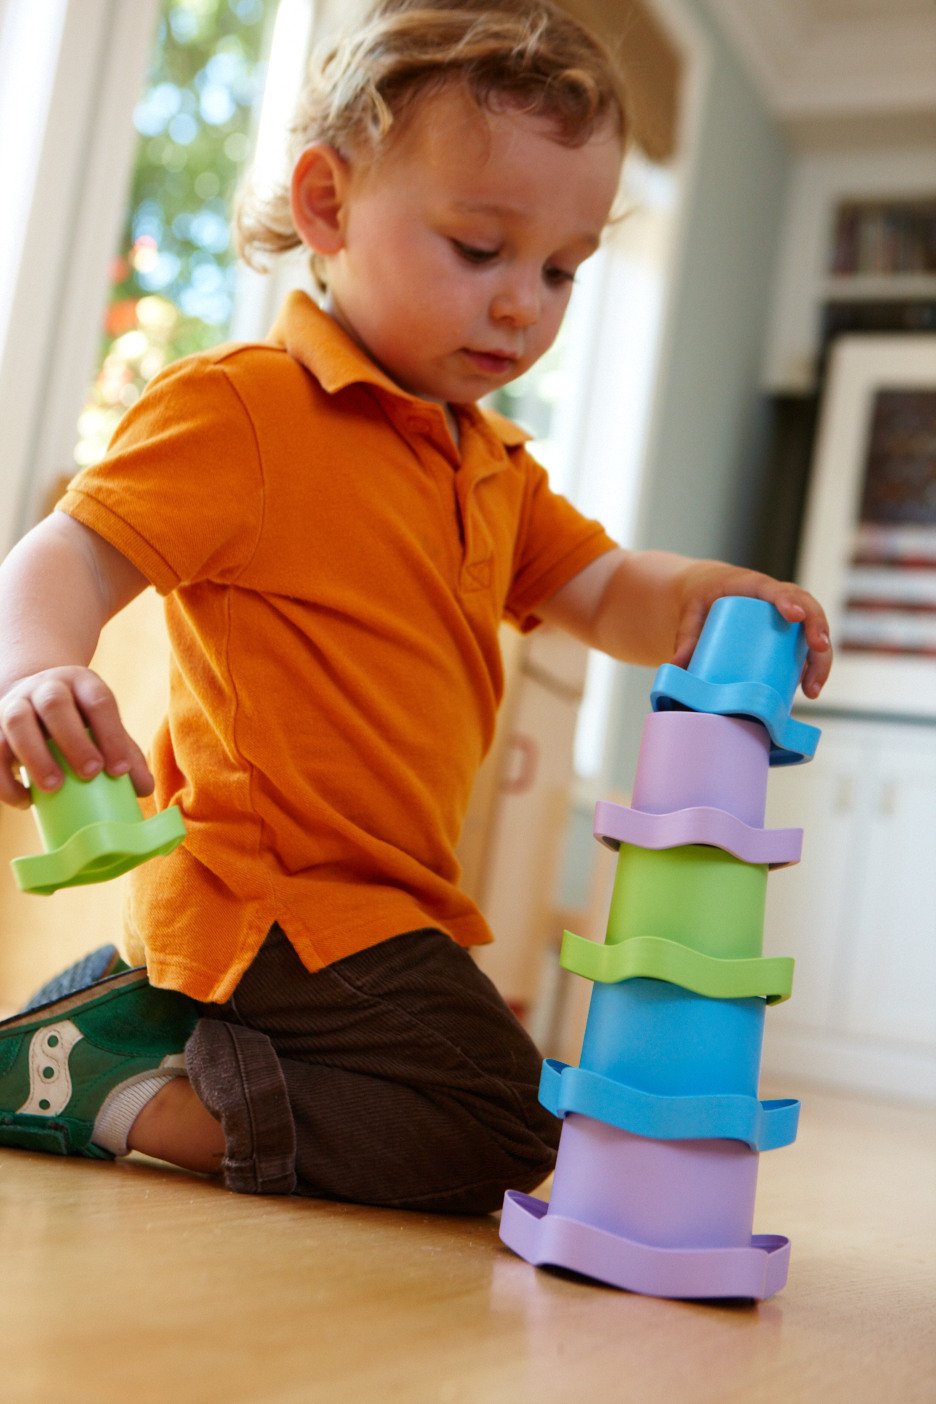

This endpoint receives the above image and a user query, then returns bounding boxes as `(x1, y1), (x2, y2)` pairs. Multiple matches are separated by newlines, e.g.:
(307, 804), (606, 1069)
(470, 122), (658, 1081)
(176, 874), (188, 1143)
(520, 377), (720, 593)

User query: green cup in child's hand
(10, 742), (185, 895)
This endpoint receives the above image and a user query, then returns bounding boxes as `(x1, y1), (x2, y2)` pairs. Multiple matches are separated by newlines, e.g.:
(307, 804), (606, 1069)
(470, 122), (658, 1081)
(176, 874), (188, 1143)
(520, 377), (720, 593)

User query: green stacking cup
(560, 844), (787, 1000)
(606, 845), (767, 960)
(10, 742), (185, 896)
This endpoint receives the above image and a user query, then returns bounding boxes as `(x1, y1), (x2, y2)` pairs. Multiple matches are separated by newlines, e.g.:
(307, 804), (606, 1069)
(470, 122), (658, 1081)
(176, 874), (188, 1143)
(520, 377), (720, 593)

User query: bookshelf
(763, 149), (936, 394)
(828, 195), (936, 280)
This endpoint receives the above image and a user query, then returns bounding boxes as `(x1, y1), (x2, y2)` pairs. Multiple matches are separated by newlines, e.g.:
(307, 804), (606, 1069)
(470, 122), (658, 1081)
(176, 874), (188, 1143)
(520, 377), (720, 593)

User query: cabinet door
(838, 734), (936, 1049)
(472, 628), (589, 1013)
(764, 723), (869, 1031)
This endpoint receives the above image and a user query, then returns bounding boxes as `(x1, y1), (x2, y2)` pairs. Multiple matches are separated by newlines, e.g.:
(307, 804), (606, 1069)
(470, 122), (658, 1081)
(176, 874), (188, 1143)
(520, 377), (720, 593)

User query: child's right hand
(0, 666), (154, 810)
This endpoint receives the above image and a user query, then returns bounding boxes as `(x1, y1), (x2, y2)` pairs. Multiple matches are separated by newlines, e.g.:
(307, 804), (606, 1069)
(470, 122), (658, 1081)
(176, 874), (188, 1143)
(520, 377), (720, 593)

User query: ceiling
(704, 0), (936, 144)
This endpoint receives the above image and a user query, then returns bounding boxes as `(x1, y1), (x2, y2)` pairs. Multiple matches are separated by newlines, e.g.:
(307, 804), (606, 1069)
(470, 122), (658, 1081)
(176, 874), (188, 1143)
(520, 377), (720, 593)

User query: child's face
(306, 85), (622, 406)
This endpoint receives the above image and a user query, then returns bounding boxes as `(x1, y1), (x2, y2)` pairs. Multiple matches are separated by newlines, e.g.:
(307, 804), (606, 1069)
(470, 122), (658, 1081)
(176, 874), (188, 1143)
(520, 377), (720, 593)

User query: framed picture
(797, 334), (936, 716)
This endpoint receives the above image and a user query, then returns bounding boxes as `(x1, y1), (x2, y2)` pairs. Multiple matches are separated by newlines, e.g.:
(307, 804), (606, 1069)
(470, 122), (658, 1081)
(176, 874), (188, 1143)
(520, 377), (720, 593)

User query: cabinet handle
(502, 735), (539, 795)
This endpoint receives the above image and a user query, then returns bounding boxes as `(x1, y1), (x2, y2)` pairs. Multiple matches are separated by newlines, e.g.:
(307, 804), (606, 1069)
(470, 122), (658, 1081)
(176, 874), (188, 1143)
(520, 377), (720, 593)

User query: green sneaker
(0, 969), (199, 1160)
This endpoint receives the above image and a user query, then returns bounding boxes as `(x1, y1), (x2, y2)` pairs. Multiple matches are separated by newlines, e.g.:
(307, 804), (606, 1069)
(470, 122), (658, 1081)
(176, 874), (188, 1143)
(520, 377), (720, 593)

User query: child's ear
(290, 144), (350, 255)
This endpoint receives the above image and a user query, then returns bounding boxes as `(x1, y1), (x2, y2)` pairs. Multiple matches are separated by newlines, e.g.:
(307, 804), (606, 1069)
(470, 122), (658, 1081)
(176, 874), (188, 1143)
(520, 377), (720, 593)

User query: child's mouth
(462, 349), (517, 376)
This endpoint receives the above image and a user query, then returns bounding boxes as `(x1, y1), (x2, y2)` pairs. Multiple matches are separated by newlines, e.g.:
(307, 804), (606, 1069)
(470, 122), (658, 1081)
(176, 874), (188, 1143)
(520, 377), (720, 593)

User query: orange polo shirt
(59, 292), (616, 1001)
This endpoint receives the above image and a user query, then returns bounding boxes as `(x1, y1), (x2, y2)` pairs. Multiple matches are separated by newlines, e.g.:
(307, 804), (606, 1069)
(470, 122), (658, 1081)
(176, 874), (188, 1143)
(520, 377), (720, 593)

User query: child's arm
(0, 513), (153, 809)
(538, 547), (833, 699)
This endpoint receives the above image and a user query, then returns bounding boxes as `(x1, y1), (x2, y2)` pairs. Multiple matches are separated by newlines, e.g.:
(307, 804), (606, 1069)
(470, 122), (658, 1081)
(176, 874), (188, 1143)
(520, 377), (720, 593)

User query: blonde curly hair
(235, 0), (628, 287)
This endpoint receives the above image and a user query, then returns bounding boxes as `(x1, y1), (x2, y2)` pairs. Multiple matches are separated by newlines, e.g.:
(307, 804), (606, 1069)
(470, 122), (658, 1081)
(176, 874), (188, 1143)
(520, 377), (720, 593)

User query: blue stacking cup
(580, 979), (764, 1097)
(650, 596), (821, 764)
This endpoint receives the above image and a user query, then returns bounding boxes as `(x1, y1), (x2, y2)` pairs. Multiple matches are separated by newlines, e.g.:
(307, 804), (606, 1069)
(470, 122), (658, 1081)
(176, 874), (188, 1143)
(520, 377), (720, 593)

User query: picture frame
(797, 333), (936, 717)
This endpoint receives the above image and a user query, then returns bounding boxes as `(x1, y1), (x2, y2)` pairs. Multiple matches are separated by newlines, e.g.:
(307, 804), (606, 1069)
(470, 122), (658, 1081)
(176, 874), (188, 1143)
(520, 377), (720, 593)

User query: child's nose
(490, 272), (541, 329)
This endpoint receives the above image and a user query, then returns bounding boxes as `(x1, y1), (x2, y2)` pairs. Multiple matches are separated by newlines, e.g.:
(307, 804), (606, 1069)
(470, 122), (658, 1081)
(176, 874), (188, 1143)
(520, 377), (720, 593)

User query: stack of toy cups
(499, 598), (821, 1300)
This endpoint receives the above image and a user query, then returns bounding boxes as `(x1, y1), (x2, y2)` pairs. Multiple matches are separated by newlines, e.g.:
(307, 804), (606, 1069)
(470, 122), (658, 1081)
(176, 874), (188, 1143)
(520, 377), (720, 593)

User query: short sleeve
(57, 355), (264, 594)
(504, 447), (617, 631)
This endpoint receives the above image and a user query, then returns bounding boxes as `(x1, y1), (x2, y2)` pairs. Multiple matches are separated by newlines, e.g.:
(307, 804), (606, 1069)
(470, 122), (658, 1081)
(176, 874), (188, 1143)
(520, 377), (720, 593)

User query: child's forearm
(540, 547), (833, 698)
(0, 515), (119, 691)
(584, 549), (703, 663)
(540, 548), (707, 664)
(0, 513), (152, 805)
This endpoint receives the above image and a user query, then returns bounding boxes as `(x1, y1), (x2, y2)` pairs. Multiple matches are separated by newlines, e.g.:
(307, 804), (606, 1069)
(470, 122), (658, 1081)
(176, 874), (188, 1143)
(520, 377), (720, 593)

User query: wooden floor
(1, 1084), (933, 1404)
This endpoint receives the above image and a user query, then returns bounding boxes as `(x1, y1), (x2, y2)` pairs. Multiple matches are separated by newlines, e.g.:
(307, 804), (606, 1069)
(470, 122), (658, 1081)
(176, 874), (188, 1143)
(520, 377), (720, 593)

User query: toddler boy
(0, 0), (831, 1208)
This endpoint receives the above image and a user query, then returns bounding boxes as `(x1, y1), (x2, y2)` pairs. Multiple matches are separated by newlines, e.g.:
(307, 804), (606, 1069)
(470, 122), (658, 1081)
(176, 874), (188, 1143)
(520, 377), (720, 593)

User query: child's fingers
(0, 669), (153, 798)
(771, 597), (807, 628)
(15, 677), (105, 787)
(767, 581), (824, 627)
(804, 610), (833, 657)
(670, 599), (710, 668)
(0, 668), (154, 807)
(771, 589), (833, 697)
(63, 673), (155, 797)
(802, 637), (834, 698)
(0, 691), (70, 792)
(0, 736), (34, 808)
(123, 742), (155, 797)
(71, 674), (140, 780)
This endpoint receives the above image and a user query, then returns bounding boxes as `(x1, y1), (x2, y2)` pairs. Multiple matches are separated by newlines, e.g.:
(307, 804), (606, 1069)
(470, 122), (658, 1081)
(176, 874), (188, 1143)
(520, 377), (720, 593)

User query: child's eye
(544, 265), (576, 287)
(451, 240), (498, 264)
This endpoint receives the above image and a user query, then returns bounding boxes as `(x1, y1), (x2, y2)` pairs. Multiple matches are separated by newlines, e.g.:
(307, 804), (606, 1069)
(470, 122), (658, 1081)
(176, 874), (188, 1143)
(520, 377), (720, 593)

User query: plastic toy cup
(629, 711), (771, 825)
(579, 979), (766, 1095)
(10, 743), (185, 895)
(604, 844), (768, 958)
(499, 1187), (791, 1299)
(499, 1115), (791, 1300)
(593, 800), (803, 869)
(688, 596), (807, 709)
(548, 1114), (759, 1249)
(650, 596), (821, 765)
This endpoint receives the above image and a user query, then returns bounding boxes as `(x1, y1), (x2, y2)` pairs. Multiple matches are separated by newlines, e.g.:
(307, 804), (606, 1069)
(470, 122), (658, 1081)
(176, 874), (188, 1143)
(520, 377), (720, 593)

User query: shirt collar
(267, 291), (531, 450)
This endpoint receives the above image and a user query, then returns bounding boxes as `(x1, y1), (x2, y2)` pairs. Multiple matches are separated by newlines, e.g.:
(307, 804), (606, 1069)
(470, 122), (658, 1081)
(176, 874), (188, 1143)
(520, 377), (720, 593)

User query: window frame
(0, 0), (346, 550)
(0, 0), (162, 550)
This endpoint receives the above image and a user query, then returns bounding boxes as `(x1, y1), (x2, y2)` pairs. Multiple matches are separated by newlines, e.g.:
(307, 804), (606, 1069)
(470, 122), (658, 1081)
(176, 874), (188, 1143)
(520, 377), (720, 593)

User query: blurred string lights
(74, 0), (274, 467)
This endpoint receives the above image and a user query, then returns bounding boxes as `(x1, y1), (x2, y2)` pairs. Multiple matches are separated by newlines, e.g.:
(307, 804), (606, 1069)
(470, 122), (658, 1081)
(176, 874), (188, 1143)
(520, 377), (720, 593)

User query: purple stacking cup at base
(499, 1115), (790, 1300)
(548, 1114), (759, 1249)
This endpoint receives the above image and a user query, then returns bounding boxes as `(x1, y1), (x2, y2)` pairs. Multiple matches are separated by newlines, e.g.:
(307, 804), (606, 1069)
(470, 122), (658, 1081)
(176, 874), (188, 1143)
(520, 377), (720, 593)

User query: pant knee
(404, 1087), (560, 1214)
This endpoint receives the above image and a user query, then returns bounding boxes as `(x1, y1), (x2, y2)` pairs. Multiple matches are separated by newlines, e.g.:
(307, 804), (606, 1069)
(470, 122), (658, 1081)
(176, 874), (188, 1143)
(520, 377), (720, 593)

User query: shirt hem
(142, 907), (493, 1003)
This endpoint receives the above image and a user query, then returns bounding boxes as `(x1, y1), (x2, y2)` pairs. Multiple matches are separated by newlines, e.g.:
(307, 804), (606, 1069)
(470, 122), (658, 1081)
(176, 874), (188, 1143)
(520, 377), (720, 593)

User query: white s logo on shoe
(17, 1020), (83, 1117)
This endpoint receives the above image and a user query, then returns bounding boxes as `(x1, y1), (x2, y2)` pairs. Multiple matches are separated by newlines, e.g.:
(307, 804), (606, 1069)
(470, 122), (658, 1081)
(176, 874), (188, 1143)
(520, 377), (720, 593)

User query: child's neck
(322, 294), (462, 449)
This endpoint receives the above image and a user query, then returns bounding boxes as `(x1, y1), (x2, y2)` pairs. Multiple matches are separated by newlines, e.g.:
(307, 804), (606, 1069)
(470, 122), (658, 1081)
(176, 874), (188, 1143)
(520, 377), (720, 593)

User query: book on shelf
(830, 197), (936, 278)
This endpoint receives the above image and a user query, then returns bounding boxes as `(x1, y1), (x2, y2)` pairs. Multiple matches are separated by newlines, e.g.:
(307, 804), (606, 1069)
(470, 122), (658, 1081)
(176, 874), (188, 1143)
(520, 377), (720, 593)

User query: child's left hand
(670, 564), (833, 700)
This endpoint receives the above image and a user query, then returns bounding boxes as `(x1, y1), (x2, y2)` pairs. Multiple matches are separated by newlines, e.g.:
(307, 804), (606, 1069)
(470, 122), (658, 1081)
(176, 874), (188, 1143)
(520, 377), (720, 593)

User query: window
(0, 0), (320, 545)
(74, 0), (275, 468)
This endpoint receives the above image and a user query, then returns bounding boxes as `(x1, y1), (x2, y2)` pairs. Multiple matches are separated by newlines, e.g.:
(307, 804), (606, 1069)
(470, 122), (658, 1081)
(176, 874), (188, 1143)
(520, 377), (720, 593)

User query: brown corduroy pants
(185, 924), (560, 1213)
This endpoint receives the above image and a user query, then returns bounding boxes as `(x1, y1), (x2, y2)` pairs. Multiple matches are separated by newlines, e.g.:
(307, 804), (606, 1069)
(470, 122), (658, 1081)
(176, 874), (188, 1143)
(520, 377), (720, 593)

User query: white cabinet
(763, 714), (936, 1104)
(763, 148), (936, 393)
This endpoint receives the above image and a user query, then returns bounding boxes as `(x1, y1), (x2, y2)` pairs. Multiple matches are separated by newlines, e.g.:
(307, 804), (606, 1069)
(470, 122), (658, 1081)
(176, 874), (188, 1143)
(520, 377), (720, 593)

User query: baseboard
(762, 1022), (936, 1107)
